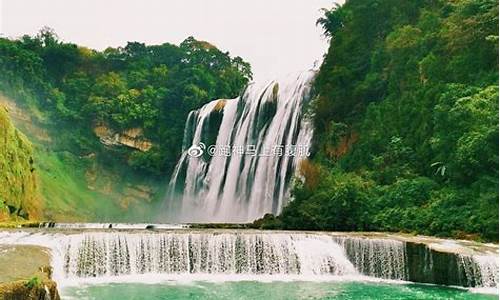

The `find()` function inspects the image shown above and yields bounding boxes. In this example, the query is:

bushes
[262,168,497,241]
[273,0,498,241]
[280,170,374,231]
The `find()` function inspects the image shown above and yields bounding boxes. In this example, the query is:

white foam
[167,71,316,222]
[0,230,497,294]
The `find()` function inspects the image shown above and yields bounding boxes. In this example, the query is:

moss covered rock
[0,106,40,221]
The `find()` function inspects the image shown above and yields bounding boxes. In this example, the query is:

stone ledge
[0,245,60,300]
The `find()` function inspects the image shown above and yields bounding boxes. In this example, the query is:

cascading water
[39,223,189,230]
[167,71,315,222]
[60,233,357,278]
[459,254,500,288]
[1,231,498,290]
[333,237,408,280]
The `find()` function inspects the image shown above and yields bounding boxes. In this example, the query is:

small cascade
[39,223,189,230]
[334,237,407,280]
[459,254,499,288]
[0,230,497,290]
[60,233,356,278]
[167,71,315,222]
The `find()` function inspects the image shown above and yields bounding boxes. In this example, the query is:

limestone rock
[93,124,153,152]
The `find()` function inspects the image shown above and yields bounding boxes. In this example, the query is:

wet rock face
[406,242,465,286]
[0,245,61,300]
[405,242,497,287]
[333,235,498,288]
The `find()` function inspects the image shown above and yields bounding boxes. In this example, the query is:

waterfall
[167,71,315,222]
[334,237,408,280]
[60,233,356,278]
[459,254,500,288]
[1,231,497,290]
[39,223,189,230]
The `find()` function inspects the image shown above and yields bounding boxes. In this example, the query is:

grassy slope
[36,149,166,222]
[0,93,166,222]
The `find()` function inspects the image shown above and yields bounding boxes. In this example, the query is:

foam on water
[0,230,497,292]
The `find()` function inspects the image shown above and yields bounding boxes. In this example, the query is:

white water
[460,254,500,288]
[39,223,189,230]
[0,231,497,291]
[168,71,315,222]
[334,237,408,280]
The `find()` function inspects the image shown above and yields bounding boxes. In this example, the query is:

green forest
[0,29,251,176]
[0,0,498,241]
[0,29,251,220]
[260,0,499,241]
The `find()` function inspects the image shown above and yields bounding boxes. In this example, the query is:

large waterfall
[1,230,498,290]
[167,71,315,222]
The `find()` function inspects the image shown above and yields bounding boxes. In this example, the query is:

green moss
[0,93,166,222]
[24,276,41,289]
[0,106,40,221]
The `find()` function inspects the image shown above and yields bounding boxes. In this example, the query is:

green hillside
[263,0,499,241]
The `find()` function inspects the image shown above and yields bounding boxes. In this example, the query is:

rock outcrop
[0,278,60,300]
[94,124,153,152]
[0,245,60,300]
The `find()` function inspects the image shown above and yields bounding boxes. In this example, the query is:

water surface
[62,281,497,300]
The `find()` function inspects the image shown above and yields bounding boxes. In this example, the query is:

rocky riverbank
[0,245,60,300]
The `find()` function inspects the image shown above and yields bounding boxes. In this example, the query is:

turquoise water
[62,281,497,300]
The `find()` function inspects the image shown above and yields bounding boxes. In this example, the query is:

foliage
[268,0,499,241]
[0,107,40,221]
[24,276,41,289]
[35,148,166,221]
[0,30,252,176]
[281,169,374,231]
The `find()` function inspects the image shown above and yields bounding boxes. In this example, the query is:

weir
[167,71,315,223]
[1,231,497,289]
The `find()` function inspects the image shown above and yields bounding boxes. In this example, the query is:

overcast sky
[0,0,339,80]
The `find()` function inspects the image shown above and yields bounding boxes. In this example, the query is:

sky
[0,0,339,81]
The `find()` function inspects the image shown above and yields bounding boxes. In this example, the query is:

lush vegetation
[0,106,40,221]
[0,29,251,221]
[0,29,251,176]
[262,0,499,241]
[24,276,41,289]
[0,1,497,241]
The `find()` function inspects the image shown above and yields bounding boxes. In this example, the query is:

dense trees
[269,0,498,241]
[0,29,251,175]
[1,1,497,240]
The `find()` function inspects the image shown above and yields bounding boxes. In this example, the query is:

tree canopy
[261,0,499,241]
[0,29,252,175]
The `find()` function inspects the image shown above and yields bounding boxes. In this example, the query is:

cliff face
[0,93,162,222]
[0,106,40,221]
[94,124,153,152]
